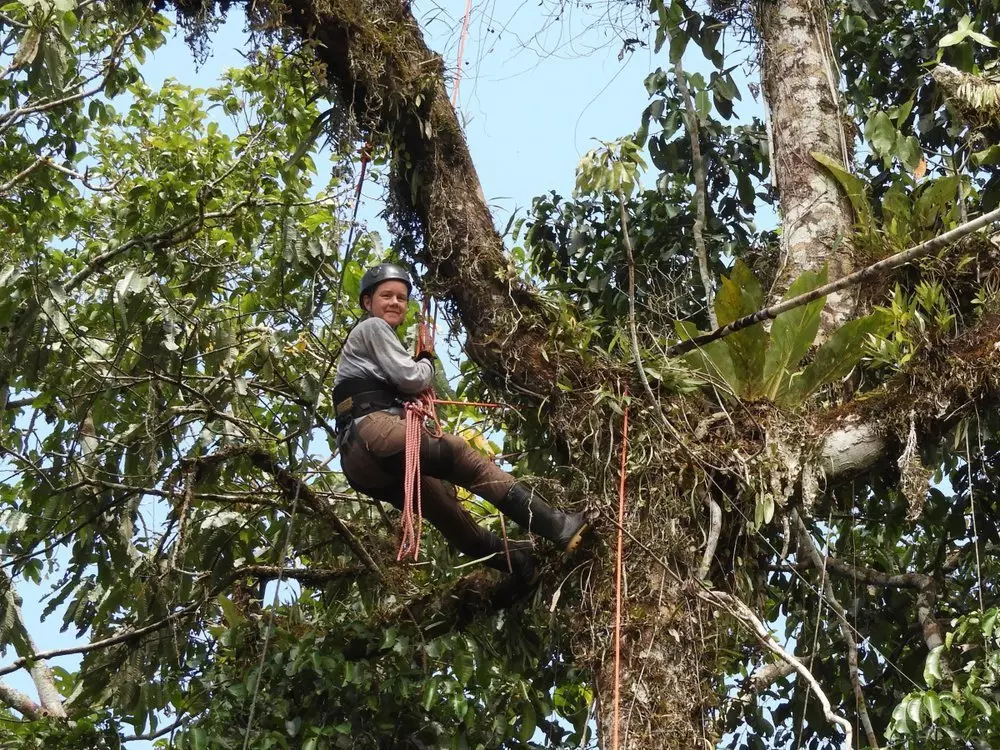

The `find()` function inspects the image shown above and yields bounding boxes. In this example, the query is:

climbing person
[334,262,587,582]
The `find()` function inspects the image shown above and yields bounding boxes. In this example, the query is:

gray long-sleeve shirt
[334,317,434,396]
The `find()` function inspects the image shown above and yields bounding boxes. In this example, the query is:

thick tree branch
[744,660,799,696]
[273,0,604,404]
[0,680,42,719]
[245,448,384,578]
[803,313,1000,505]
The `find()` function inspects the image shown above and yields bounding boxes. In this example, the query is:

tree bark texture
[760,0,857,334]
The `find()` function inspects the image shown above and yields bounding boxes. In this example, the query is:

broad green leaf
[811,152,874,229]
[938,28,969,47]
[896,135,923,172]
[973,145,1000,166]
[906,695,923,729]
[421,677,439,711]
[729,259,763,309]
[712,273,766,394]
[675,320,741,394]
[714,274,754,328]
[763,268,827,401]
[518,702,537,742]
[915,175,960,228]
[924,645,944,687]
[967,693,993,717]
[866,111,897,157]
[924,692,943,722]
[983,608,999,638]
[453,647,474,684]
[785,310,889,405]
[216,594,245,629]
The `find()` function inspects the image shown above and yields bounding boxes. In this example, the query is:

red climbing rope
[396,296,512,562]
[612,387,629,750]
[398,392,437,561]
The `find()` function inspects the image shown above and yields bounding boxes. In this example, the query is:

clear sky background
[7,2,767,746]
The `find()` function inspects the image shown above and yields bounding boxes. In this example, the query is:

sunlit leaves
[676,262,887,405]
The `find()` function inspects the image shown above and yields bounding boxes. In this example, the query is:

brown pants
[340,410,519,568]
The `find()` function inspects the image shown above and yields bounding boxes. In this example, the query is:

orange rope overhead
[612,388,629,750]
[452,0,474,106]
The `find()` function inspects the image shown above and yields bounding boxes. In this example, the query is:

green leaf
[421,677,439,712]
[972,145,1000,166]
[924,645,945,687]
[866,111,898,157]
[217,595,245,629]
[915,175,960,228]
[710,270,768,395]
[939,16,972,47]
[675,321,741,394]
[896,135,923,172]
[811,152,874,229]
[763,268,827,401]
[967,693,993,717]
[518,701,537,743]
[729,259,763,309]
[906,695,923,729]
[924,692,943,723]
[938,28,968,47]
[786,310,889,404]
[453,647,474,685]
[983,608,999,639]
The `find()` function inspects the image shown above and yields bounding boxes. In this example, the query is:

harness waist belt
[333,377,402,428]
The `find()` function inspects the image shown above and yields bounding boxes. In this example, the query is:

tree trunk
[760,0,857,333]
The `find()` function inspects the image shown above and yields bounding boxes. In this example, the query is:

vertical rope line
[452,0,474,106]
[612,387,629,750]
[964,429,985,612]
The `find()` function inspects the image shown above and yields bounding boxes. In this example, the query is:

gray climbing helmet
[359,263,412,305]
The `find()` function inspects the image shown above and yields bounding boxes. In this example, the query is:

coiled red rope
[396,299,505,563]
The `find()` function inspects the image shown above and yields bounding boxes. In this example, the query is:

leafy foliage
[677,261,887,406]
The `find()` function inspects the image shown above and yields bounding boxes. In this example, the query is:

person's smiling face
[363,280,410,328]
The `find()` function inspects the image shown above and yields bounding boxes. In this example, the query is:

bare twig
[618,189,660,409]
[703,588,854,750]
[670,49,716,327]
[794,513,878,749]
[696,489,721,581]
[667,204,1000,356]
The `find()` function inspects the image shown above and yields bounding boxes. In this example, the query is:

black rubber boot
[495,483,589,551]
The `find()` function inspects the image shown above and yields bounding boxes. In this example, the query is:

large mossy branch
[813,314,1000,485]
[263,0,608,404]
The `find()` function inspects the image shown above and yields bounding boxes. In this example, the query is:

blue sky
[6,2,767,746]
